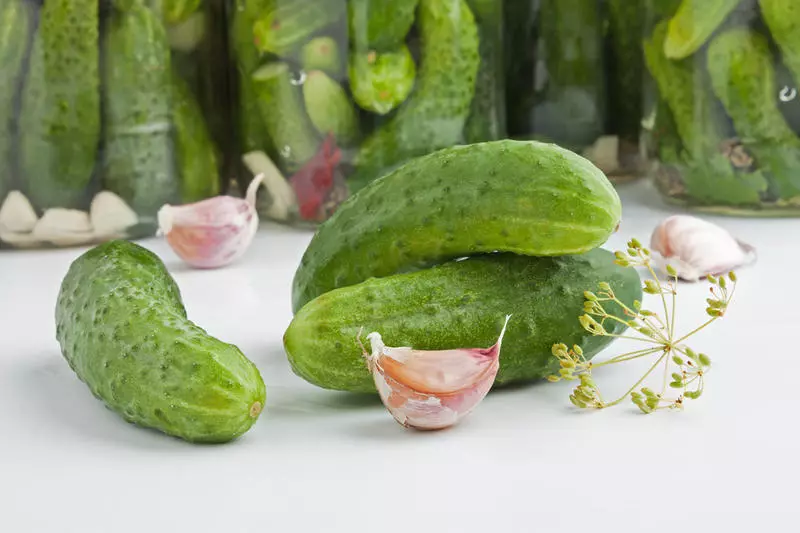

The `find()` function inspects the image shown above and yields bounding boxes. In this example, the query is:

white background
[1,181,798,532]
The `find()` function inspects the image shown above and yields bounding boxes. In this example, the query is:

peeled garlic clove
[650,215,756,281]
[362,315,511,431]
[0,191,38,233]
[158,174,264,269]
[90,191,138,238]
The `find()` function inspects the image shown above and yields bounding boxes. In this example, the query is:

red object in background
[289,134,343,222]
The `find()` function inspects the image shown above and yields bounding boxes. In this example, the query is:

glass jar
[230,0,506,226]
[643,0,800,216]
[504,0,646,183]
[0,0,229,249]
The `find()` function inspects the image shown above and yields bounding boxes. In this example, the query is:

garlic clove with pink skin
[158,174,265,269]
[650,215,756,281]
[361,315,511,431]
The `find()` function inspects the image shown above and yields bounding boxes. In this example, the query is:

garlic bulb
[158,174,264,269]
[650,215,756,281]
[362,316,511,431]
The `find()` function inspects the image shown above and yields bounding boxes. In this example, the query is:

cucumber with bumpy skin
[102,2,179,219]
[303,70,360,147]
[56,240,266,443]
[19,0,101,209]
[707,28,800,199]
[292,140,622,312]
[664,0,740,59]
[348,46,416,115]
[351,0,479,191]
[252,62,320,172]
[348,0,419,52]
[171,72,220,202]
[286,249,641,392]
[0,0,30,200]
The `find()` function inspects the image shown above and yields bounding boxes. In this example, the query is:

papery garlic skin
[650,215,756,281]
[158,174,264,269]
[363,316,511,431]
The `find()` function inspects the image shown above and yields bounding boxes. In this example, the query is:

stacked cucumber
[645,0,800,212]
[284,140,642,392]
[231,0,506,224]
[0,0,224,248]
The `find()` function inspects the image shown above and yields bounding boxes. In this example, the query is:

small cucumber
[252,62,321,172]
[171,72,221,203]
[463,0,506,143]
[348,46,416,115]
[347,0,419,52]
[19,0,101,209]
[253,0,347,57]
[664,0,740,59]
[0,0,31,199]
[303,70,360,147]
[56,240,266,443]
[707,28,800,199]
[351,0,479,191]
[286,249,641,392]
[301,36,344,78]
[102,2,179,220]
[292,140,622,312]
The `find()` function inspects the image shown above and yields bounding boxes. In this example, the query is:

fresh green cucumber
[301,36,344,78]
[707,28,800,199]
[348,46,416,115]
[102,2,179,219]
[19,0,101,209]
[347,0,419,52]
[607,0,645,142]
[303,70,359,147]
[664,0,740,59]
[252,62,320,172]
[171,72,220,202]
[253,0,346,57]
[292,140,622,312]
[463,0,505,143]
[0,0,31,199]
[286,249,641,392]
[534,0,606,149]
[645,21,767,205]
[351,0,479,191]
[56,240,266,443]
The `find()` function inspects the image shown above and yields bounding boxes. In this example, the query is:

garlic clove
[242,150,297,221]
[0,191,38,233]
[650,215,756,281]
[158,174,264,269]
[362,315,511,431]
[582,135,620,175]
[90,191,138,238]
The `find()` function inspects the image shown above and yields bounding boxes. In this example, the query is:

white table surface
[1,180,798,532]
